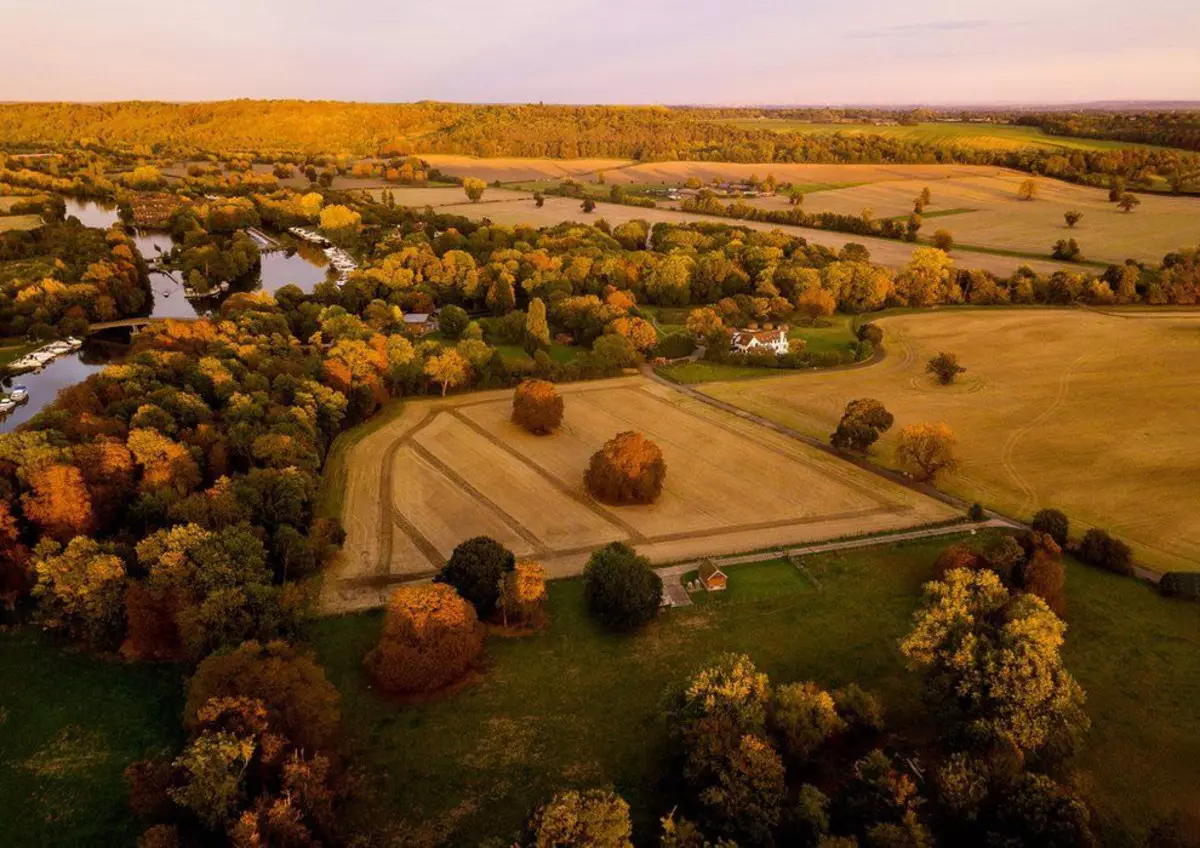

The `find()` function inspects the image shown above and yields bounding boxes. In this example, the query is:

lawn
[0,629,185,847]
[703,308,1200,573]
[0,339,36,370]
[308,533,1200,845]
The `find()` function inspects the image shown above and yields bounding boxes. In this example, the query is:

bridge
[87,316,199,334]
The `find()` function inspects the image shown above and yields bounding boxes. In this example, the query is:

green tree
[926,351,966,385]
[1064,210,1083,228]
[1117,192,1141,213]
[438,304,469,340]
[525,789,633,848]
[435,536,515,619]
[31,537,126,648]
[582,542,662,630]
[771,681,846,762]
[830,398,894,454]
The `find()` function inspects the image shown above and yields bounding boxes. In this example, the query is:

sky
[2,0,1199,105]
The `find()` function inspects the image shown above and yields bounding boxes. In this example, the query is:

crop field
[419,154,632,183]
[714,119,1153,152]
[703,308,1200,573]
[431,191,1077,276]
[0,213,41,232]
[742,171,1200,263]
[323,376,955,612]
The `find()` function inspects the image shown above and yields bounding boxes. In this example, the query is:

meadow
[703,308,1200,573]
[322,376,954,612]
[309,532,1200,846]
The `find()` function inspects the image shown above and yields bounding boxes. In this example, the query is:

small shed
[698,560,728,592]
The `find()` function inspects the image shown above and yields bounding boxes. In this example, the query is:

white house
[730,327,790,356]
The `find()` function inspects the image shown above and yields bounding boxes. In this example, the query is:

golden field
[702,309,1200,574]
[323,376,955,611]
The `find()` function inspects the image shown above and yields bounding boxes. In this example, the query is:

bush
[583,542,662,630]
[1021,551,1067,618]
[1031,508,1070,545]
[967,502,986,521]
[932,543,983,579]
[511,379,564,435]
[656,332,696,359]
[435,536,516,618]
[585,431,666,505]
[364,583,484,694]
[1159,572,1200,601]
[1077,528,1134,576]
[856,322,884,345]
[525,789,633,848]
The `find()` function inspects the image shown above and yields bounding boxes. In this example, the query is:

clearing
[702,308,1200,573]
[322,375,954,612]
[310,532,1200,845]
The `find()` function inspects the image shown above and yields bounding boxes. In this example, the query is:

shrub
[511,379,564,435]
[1077,528,1134,575]
[1159,572,1200,601]
[932,543,983,579]
[656,332,696,359]
[583,542,662,630]
[525,789,633,848]
[1031,508,1070,546]
[364,583,484,694]
[967,502,986,521]
[585,431,667,505]
[926,351,966,385]
[185,640,341,753]
[1021,551,1067,618]
[856,322,884,345]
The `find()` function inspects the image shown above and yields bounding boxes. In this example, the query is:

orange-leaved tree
[584,431,666,504]
[895,422,958,482]
[511,379,564,435]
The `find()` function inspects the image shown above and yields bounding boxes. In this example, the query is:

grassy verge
[0,339,36,370]
[316,399,406,520]
[307,534,1199,845]
[0,629,185,846]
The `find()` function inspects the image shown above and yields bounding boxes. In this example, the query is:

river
[0,199,332,432]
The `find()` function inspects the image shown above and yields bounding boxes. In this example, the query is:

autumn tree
[435,535,515,619]
[926,351,966,384]
[1017,179,1038,201]
[895,422,957,481]
[463,177,486,202]
[582,197,597,213]
[525,297,551,355]
[21,462,95,542]
[607,316,658,354]
[1021,549,1067,618]
[685,307,728,347]
[0,501,30,607]
[1064,210,1083,228]
[525,790,633,848]
[900,568,1088,757]
[318,204,361,241]
[31,537,126,648]
[365,583,485,694]
[1117,192,1141,213]
[919,186,932,206]
[498,560,548,628]
[424,349,470,396]
[582,542,662,630]
[585,431,667,504]
[770,682,846,763]
[931,229,954,252]
[830,398,894,454]
[796,287,837,324]
[511,379,564,435]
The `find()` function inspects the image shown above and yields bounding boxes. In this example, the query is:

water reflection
[0,341,119,434]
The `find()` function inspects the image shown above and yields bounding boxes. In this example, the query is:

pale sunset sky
[1,0,1197,104]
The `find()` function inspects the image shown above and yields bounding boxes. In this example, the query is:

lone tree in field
[919,186,933,206]
[1017,179,1039,201]
[463,177,486,202]
[1052,238,1081,261]
[585,432,667,504]
[364,583,485,694]
[533,191,545,207]
[435,536,515,619]
[1064,210,1083,228]
[1117,192,1142,213]
[512,379,564,435]
[583,542,662,630]
[926,351,966,385]
[896,422,958,481]
[931,229,955,252]
[582,197,597,213]
[830,398,894,454]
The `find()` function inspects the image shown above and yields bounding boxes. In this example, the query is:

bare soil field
[432,193,1078,276]
[702,309,1200,574]
[323,376,955,611]
[743,171,1200,263]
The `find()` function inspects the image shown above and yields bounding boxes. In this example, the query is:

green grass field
[714,120,1156,152]
[0,629,185,847]
[308,533,1200,845]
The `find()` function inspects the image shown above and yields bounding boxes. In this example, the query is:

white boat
[0,399,15,415]
[9,386,28,402]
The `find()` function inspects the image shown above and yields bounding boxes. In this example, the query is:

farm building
[730,326,789,356]
[404,312,439,336]
[698,560,727,592]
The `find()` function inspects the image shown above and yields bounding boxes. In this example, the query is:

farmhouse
[404,312,439,336]
[698,560,727,592]
[731,326,790,356]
